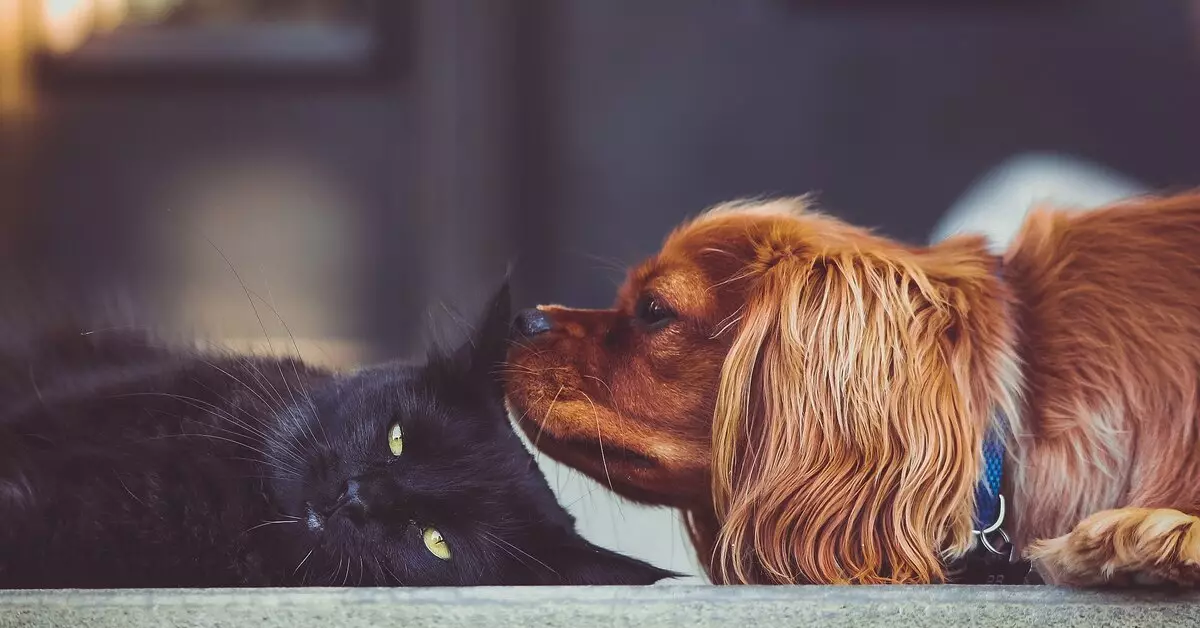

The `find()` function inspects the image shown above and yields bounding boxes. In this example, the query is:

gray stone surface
[3,586,1200,628]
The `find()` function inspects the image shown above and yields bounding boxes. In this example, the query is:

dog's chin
[507,399,695,507]
[537,437,695,507]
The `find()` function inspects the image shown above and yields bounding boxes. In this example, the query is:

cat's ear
[541,535,679,585]
[450,279,513,388]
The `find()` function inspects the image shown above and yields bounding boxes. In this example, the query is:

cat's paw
[1027,507,1200,587]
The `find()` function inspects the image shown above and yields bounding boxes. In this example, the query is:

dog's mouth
[518,418,657,470]
[506,395,704,507]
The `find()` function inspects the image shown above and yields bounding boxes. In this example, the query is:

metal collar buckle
[972,494,1018,563]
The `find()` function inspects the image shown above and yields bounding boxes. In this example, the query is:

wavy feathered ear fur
[710,235,1014,584]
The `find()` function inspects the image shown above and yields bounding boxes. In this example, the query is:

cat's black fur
[0,284,674,588]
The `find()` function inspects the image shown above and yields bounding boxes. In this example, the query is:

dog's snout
[514,309,553,337]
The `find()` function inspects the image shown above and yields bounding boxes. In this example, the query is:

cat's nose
[330,479,367,519]
[514,309,553,337]
[340,479,361,503]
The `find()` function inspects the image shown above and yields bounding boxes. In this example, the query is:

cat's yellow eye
[388,423,404,457]
[422,527,451,561]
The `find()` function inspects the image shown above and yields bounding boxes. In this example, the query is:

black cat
[0,283,674,588]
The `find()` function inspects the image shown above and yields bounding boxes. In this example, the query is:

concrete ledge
[3,586,1200,628]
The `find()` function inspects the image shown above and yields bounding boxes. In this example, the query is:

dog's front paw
[1027,507,1200,587]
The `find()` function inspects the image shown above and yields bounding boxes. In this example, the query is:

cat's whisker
[562,483,604,510]
[285,388,329,454]
[309,395,330,448]
[204,238,301,419]
[114,473,147,508]
[373,558,386,585]
[481,530,559,577]
[227,458,307,483]
[260,425,310,472]
[229,473,305,484]
[265,357,319,456]
[135,407,273,457]
[261,402,310,460]
[327,556,342,586]
[154,391,308,470]
[191,365,310,464]
[186,368,292,445]
[240,452,304,480]
[229,454,302,480]
[292,547,316,578]
[177,379,279,439]
[113,390,254,437]
[235,356,291,420]
[378,559,401,585]
[243,519,299,534]
[244,417,310,469]
[139,432,303,478]
[78,323,144,336]
[196,357,285,420]
[288,405,325,459]
[478,533,528,571]
[243,369,321,461]
[298,389,328,449]
[437,301,472,341]
[216,418,304,469]
[249,311,327,450]
[245,285,309,418]
[240,357,291,415]
[329,554,347,587]
[173,410,306,471]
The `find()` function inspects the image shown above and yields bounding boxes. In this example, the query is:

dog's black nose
[514,308,553,337]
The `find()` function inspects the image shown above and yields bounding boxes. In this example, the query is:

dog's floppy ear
[710,249,1001,584]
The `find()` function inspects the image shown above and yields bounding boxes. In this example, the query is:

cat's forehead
[327,362,504,432]
[333,364,432,405]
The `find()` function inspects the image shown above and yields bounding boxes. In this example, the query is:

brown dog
[505,194,1200,586]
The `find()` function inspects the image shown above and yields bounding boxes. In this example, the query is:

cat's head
[269,282,676,586]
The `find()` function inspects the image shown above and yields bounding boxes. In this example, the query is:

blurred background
[2,0,1198,580]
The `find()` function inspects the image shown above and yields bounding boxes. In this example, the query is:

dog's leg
[1027,507,1200,586]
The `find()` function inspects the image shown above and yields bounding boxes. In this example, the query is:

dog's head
[505,198,1016,583]
[503,210,747,510]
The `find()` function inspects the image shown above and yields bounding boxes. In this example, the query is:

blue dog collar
[972,412,1015,562]
[974,258,1012,554]
[956,258,1035,583]
[974,423,1006,535]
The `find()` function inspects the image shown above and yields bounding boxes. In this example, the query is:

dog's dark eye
[635,295,676,330]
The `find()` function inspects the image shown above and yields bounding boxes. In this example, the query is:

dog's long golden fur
[703,201,1018,584]
[506,193,1200,586]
